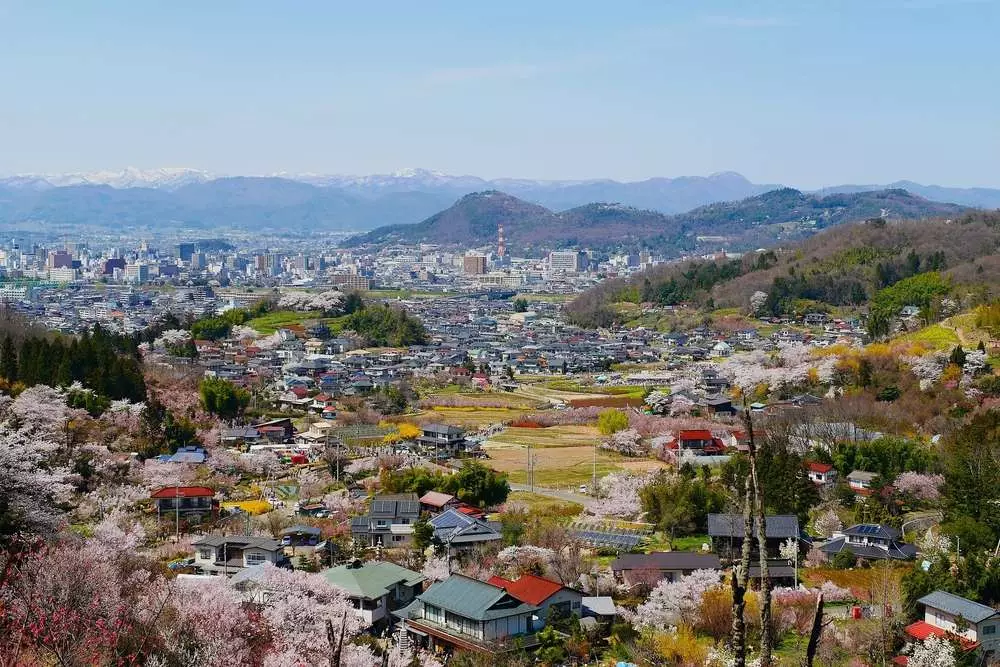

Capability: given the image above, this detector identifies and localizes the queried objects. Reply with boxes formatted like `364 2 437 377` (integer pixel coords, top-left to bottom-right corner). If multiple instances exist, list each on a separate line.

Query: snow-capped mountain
285 167 489 193
0 167 213 190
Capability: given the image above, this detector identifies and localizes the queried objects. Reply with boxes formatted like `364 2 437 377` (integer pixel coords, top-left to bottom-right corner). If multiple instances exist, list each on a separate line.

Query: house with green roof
321 559 425 627
398 573 540 655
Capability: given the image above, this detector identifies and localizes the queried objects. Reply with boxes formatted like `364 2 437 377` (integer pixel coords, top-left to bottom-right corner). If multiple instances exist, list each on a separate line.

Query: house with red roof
667 429 726 455
895 590 999 663
806 462 838 486
486 573 583 627
150 486 217 520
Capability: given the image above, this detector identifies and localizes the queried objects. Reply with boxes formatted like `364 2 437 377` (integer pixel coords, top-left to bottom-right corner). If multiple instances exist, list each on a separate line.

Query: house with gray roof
708 513 803 559
905 590 1000 654
398 573 539 655
610 551 721 587
429 508 503 553
321 559 425 627
350 493 420 547
190 535 288 576
820 524 916 562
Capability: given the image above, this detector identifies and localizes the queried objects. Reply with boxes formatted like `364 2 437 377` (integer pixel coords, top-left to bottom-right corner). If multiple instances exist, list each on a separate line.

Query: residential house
419 491 460 514
429 508 503 553
610 552 721 587
708 514 802 559
905 590 1000 655
581 597 618 623
847 470 879 496
806 462 838 486
191 535 288 576
418 423 468 459
820 524 916 561
400 574 539 654
279 524 322 547
350 493 421 547
667 430 726 455
322 559 425 627
151 486 217 522
486 573 584 627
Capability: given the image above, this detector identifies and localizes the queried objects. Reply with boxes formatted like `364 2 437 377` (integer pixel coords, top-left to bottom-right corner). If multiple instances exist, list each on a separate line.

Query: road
509 483 598 509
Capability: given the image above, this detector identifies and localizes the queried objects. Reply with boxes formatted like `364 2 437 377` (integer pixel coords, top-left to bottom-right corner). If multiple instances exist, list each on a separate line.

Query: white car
579 485 588 494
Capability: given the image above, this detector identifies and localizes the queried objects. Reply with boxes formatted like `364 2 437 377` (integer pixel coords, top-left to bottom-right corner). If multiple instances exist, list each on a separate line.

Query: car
578 485 588 494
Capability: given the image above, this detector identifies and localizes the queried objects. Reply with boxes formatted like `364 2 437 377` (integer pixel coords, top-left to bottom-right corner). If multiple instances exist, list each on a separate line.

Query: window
392 535 404 542
198 549 213 560
984 625 996 635
246 552 267 565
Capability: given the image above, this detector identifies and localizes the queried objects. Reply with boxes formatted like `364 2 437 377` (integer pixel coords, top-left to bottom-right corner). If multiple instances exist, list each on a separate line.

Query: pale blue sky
1 0 998 188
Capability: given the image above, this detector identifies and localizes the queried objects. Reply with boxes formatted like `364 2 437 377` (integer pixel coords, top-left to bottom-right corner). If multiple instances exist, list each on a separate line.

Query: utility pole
175 484 180 542
592 440 598 494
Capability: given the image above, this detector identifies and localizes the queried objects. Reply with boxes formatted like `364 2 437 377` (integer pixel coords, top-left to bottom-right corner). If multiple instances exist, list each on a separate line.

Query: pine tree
0 335 17 381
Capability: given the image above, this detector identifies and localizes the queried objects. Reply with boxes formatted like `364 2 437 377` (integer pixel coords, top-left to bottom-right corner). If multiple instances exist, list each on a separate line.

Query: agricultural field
503 491 584 517
418 406 538 429
483 441 667 487
491 424 603 449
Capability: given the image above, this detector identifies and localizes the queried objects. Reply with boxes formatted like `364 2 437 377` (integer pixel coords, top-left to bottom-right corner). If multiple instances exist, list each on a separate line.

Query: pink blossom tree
893 472 944 502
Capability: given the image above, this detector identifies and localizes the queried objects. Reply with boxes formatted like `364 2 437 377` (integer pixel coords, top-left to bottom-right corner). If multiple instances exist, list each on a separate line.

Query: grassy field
246 310 327 334
491 425 603 449
484 442 667 487
503 491 584 517
420 406 537 429
896 322 961 349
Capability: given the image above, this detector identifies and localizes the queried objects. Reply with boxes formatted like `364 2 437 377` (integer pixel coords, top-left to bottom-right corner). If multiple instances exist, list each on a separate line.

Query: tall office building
463 254 488 275
548 250 588 273
177 242 195 262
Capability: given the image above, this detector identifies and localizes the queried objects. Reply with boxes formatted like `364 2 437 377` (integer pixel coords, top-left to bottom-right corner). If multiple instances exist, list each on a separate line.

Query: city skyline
1 1 998 189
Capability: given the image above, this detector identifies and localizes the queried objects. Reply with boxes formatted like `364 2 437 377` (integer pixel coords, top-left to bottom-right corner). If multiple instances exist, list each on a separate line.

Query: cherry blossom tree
421 555 451 583
644 390 672 415
256 565 373 667
276 289 345 313
749 291 768 317
894 472 944 501
600 429 646 456
904 634 957 667
634 569 722 630
0 387 78 537
593 472 649 519
813 508 843 538
495 545 555 577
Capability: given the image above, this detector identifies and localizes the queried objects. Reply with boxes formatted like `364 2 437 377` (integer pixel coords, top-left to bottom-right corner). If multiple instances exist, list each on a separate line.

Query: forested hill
345 188 965 254
565 211 1000 328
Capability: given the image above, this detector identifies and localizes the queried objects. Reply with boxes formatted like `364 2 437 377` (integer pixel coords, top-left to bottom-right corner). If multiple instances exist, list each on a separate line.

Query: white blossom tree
749 291 768 316
894 472 944 501
634 569 722 630
905 634 957 667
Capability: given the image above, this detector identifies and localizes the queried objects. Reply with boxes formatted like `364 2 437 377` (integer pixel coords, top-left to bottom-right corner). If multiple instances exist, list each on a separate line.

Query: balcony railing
405 614 541 653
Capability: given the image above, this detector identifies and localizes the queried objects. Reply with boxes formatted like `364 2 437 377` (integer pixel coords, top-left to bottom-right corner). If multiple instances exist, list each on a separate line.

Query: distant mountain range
0 168 994 235
349 188 966 254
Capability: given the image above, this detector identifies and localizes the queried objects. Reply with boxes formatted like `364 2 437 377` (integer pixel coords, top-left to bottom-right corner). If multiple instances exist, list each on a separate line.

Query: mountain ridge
347 187 966 255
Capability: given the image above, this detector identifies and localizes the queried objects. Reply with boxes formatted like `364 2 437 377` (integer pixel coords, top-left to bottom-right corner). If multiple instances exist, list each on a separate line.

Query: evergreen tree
0 335 17 381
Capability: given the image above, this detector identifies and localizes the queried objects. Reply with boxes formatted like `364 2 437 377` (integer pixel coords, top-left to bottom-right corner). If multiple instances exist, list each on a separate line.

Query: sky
0 0 998 189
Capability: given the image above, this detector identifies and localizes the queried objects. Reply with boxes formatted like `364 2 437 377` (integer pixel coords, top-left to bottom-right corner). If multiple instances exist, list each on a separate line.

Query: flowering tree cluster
496 545 556 578
593 472 650 519
276 289 344 313
634 569 722 630
644 390 672 415
600 428 646 457
905 634 957 667
0 536 374 666
894 472 945 501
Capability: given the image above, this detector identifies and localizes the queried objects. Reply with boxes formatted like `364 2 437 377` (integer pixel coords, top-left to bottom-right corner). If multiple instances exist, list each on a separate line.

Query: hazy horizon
2 1 999 189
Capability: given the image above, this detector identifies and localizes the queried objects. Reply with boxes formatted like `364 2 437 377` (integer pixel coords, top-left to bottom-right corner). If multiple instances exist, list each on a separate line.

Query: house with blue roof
429 508 503 554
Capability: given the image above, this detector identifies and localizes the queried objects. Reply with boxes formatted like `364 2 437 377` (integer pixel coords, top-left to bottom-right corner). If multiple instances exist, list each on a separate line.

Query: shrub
831 549 856 570
597 408 629 435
